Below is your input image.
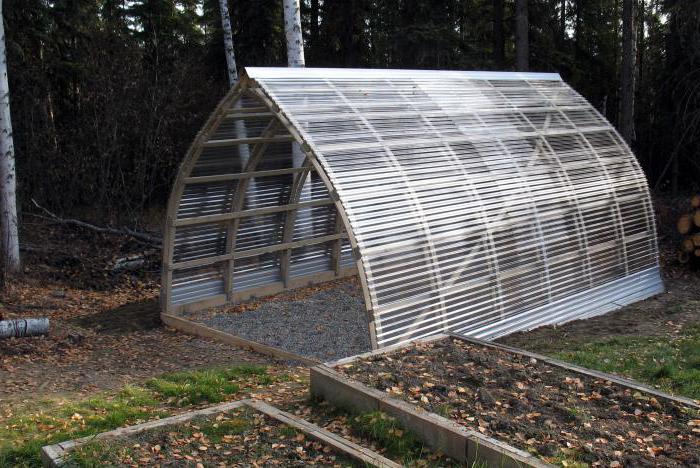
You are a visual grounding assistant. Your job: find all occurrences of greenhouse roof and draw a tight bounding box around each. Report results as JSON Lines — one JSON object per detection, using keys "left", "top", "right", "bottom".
{"left": 162, "top": 67, "right": 663, "bottom": 349}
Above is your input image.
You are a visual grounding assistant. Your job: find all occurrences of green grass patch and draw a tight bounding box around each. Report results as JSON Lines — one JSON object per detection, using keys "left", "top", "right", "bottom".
{"left": 551, "top": 324, "right": 700, "bottom": 399}
{"left": 0, "top": 364, "right": 274, "bottom": 467}
{"left": 146, "top": 365, "right": 267, "bottom": 406}
{"left": 349, "top": 412, "right": 427, "bottom": 464}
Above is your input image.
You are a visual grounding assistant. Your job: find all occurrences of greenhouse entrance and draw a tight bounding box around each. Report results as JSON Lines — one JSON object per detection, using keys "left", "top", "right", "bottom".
{"left": 162, "top": 67, "right": 663, "bottom": 355}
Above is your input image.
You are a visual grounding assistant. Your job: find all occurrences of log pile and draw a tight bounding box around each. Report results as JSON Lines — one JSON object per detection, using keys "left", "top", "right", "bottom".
{"left": 677, "top": 193, "right": 700, "bottom": 265}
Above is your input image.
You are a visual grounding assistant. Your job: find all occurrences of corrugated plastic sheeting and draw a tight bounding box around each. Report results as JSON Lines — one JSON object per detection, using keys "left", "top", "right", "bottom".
{"left": 246, "top": 67, "right": 662, "bottom": 347}
{"left": 169, "top": 90, "right": 349, "bottom": 305}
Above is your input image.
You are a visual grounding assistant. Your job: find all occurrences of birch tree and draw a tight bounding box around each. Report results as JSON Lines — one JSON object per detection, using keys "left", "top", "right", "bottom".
{"left": 218, "top": 0, "right": 255, "bottom": 207}
{"left": 0, "top": 0, "right": 20, "bottom": 275}
{"left": 283, "top": 0, "right": 305, "bottom": 67}
{"left": 283, "top": 0, "right": 311, "bottom": 232}
{"left": 515, "top": 0, "right": 529, "bottom": 71}
{"left": 218, "top": 0, "right": 238, "bottom": 87}
{"left": 619, "top": 0, "right": 637, "bottom": 144}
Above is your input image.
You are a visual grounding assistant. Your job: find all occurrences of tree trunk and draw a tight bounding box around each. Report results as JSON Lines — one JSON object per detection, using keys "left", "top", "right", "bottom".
{"left": 283, "top": 0, "right": 310, "bottom": 229}
{"left": 310, "top": 0, "right": 320, "bottom": 46}
{"left": 560, "top": 0, "right": 566, "bottom": 42}
{"left": 515, "top": 0, "right": 529, "bottom": 71}
{"left": 493, "top": 0, "right": 505, "bottom": 67}
{"left": 0, "top": 0, "right": 20, "bottom": 276}
{"left": 0, "top": 318, "right": 49, "bottom": 339}
{"left": 218, "top": 0, "right": 238, "bottom": 87}
{"left": 218, "top": 0, "right": 253, "bottom": 207}
{"left": 619, "top": 0, "right": 637, "bottom": 144}
{"left": 283, "top": 0, "right": 305, "bottom": 67}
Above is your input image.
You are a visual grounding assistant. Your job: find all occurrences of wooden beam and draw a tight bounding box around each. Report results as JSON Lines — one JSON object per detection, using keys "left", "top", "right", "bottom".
{"left": 279, "top": 159, "right": 313, "bottom": 288}
{"left": 224, "top": 119, "right": 283, "bottom": 300}
{"left": 203, "top": 135, "right": 294, "bottom": 148}
{"left": 171, "top": 233, "right": 348, "bottom": 271}
{"left": 228, "top": 105, "right": 269, "bottom": 113}
{"left": 174, "top": 199, "right": 334, "bottom": 227}
{"left": 184, "top": 167, "right": 305, "bottom": 185}
{"left": 225, "top": 111, "right": 274, "bottom": 120}
{"left": 162, "top": 82, "right": 249, "bottom": 315}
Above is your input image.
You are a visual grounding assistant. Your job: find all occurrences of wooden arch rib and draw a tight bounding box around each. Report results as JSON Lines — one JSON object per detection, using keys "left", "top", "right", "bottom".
{"left": 161, "top": 78, "right": 377, "bottom": 348}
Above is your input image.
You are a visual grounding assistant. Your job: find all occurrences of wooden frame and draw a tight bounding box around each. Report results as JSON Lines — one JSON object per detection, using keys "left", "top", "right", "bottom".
{"left": 163, "top": 67, "right": 662, "bottom": 353}
{"left": 161, "top": 77, "right": 376, "bottom": 347}
{"left": 41, "top": 399, "right": 399, "bottom": 468}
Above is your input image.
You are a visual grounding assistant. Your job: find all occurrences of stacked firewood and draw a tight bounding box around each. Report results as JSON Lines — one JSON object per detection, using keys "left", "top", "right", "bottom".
{"left": 677, "top": 193, "right": 700, "bottom": 264}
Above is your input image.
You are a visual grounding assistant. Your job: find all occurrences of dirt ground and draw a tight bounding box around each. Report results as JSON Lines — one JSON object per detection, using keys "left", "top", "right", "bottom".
{"left": 499, "top": 274, "right": 700, "bottom": 353}
{"left": 341, "top": 337, "right": 700, "bottom": 467}
{"left": 0, "top": 221, "right": 271, "bottom": 402}
{"left": 2, "top": 194, "right": 698, "bottom": 402}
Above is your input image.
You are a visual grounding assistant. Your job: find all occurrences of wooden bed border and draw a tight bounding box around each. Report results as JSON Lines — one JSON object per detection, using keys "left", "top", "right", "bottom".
{"left": 41, "top": 399, "right": 399, "bottom": 468}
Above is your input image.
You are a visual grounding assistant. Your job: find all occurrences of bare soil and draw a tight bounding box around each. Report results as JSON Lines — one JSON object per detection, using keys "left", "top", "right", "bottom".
{"left": 66, "top": 406, "right": 358, "bottom": 467}
{"left": 0, "top": 221, "right": 270, "bottom": 401}
{"left": 340, "top": 337, "right": 700, "bottom": 467}
{"left": 499, "top": 275, "right": 700, "bottom": 354}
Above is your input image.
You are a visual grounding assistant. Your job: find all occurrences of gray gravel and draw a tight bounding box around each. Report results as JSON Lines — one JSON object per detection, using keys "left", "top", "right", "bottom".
{"left": 194, "top": 281, "right": 371, "bottom": 362}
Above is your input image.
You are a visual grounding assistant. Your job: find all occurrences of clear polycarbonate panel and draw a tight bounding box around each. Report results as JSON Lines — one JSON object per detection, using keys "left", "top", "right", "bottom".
{"left": 248, "top": 67, "right": 663, "bottom": 347}
{"left": 168, "top": 87, "right": 351, "bottom": 306}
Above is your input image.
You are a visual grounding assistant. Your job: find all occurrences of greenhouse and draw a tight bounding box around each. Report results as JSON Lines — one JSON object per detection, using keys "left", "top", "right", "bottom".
{"left": 161, "top": 67, "right": 663, "bottom": 349}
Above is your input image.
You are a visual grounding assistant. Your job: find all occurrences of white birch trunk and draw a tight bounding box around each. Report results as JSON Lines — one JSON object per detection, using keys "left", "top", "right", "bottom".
{"left": 283, "top": 0, "right": 311, "bottom": 235}
{"left": 218, "top": 0, "right": 238, "bottom": 86}
{"left": 283, "top": 0, "right": 305, "bottom": 67}
{"left": 0, "top": 0, "right": 20, "bottom": 275}
{"left": 218, "top": 0, "right": 254, "bottom": 207}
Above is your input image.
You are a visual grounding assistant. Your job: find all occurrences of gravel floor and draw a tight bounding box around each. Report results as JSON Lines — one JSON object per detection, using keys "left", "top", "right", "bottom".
{"left": 191, "top": 280, "right": 371, "bottom": 362}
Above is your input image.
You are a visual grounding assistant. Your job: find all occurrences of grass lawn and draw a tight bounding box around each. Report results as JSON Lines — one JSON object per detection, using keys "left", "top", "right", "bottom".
{"left": 551, "top": 324, "right": 700, "bottom": 400}
{"left": 0, "top": 364, "right": 283, "bottom": 467}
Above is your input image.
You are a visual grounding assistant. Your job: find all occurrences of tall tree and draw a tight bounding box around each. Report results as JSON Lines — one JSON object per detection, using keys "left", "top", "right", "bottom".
{"left": 219, "top": 0, "right": 238, "bottom": 86}
{"left": 283, "top": 0, "right": 309, "bottom": 228}
{"left": 619, "top": 0, "right": 637, "bottom": 144}
{"left": 283, "top": 0, "right": 305, "bottom": 67}
{"left": 493, "top": 0, "right": 505, "bottom": 67}
{"left": 0, "top": 0, "right": 19, "bottom": 274}
{"left": 515, "top": 0, "right": 529, "bottom": 71}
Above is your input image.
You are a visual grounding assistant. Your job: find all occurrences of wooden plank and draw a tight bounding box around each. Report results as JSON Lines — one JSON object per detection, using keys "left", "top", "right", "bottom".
{"left": 310, "top": 365, "right": 549, "bottom": 468}
{"left": 229, "top": 266, "right": 357, "bottom": 304}
{"left": 174, "top": 199, "right": 335, "bottom": 227}
{"left": 279, "top": 160, "right": 313, "bottom": 288}
{"left": 41, "top": 401, "right": 248, "bottom": 467}
{"left": 161, "top": 313, "right": 320, "bottom": 365}
{"left": 203, "top": 134, "right": 294, "bottom": 148}
{"left": 184, "top": 167, "right": 305, "bottom": 184}
{"left": 224, "top": 119, "right": 283, "bottom": 302}
{"left": 170, "top": 233, "right": 348, "bottom": 271}
{"left": 162, "top": 81, "right": 249, "bottom": 315}
{"left": 247, "top": 399, "right": 401, "bottom": 468}
{"left": 230, "top": 105, "right": 269, "bottom": 113}
{"left": 225, "top": 111, "right": 274, "bottom": 119}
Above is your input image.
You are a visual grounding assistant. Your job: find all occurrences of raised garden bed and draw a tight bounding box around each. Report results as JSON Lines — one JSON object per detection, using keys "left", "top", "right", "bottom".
{"left": 42, "top": 400, "right": 398, "bottom": 467}
{"left": 313, "top": 335, "right": 700, "bottom": 467}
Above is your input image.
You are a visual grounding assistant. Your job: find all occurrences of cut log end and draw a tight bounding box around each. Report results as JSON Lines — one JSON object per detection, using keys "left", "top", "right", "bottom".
{"left": 682, "top": 238, "right": 696, "bottom": 253}
{"left": 678, "top": 251, "right": 690, "bottom": 264}
{"left": 678, "top": 214, "right": 693, "bottom": 234}
{"left": 691, "top": 194, "right": 700, "bottom": 209}
{"left": 694, "top": 210, "right": 700, "bottom": 228}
